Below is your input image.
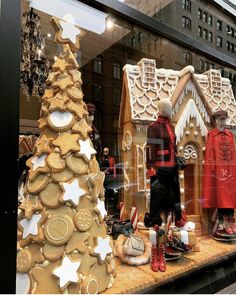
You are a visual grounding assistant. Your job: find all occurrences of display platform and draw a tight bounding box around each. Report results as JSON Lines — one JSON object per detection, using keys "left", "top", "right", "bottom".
{"left": 104, "top": 237, "right": 236, "bottom": 294}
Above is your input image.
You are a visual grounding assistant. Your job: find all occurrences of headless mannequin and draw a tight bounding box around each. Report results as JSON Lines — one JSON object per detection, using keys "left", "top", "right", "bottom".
{"left": 202, "top": 110, "right": 236, "bottom": 236}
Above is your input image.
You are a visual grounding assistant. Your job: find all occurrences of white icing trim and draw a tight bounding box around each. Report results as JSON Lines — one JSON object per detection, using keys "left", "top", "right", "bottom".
{"left": 173, "top": 80, "right": 210, "bottom": 123}
{"left": 136, "top": 144, "right": 146, "bottom": 192}
{"left": 175, "top": 99, "right": 208, "bottom": 143}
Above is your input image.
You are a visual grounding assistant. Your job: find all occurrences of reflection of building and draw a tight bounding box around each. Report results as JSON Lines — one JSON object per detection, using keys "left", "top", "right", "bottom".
{"left": 119, "top": 58, "right": 236, "bottom": 235}
{"left": 124, "top": 0, "right": 236, "bottom": 93}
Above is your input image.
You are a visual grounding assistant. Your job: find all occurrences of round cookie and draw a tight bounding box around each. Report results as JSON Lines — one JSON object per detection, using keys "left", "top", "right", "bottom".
{"left": 43, "top": 243, "right": 65, "bottom": 262}
{"left": 51, "top": 168, "right": 73, "bottom": 183}
{"left": 65, "top": 154, "right": 88, "bottom": 175}
{"left": 47, "top": 111, "right": 74, "bottom": 132}
{"left": 16, "top": 273, "right": 32, "bottom": 294}
{"left": 74, "top": 209, "right": 94, "bottom": 232}
{"left": 46, "top": 152, "right": 66, "bottom": 172}
{"left": 47, "top": 205, "right": 74, "bottom": 219}
{"left": 27, "top": 174, "right": 49, "bottom": 195}
{"left": 66, "top": 86, "right": 83, "bottom": 102}
{"left": 17, "top": 249, "right": 33, "bottom": 273}
{"left": 39, "top": 182, "right": 62, "bottom": 208}
{"left": 44, "top": 214, "right": 74, "bottom": 245}
{"left": 90, "top": 262, "right": 111, "bottom": 293}
{"left": 81, "top": 275, "right": 99, "bottom": 294}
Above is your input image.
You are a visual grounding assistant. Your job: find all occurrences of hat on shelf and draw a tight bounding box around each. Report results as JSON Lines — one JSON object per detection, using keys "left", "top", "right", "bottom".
{"left": 212, "top": 110, "right": 228, "bottom": 120}
{"left": 86, "top": 103, "right": 96, "bottom": 115}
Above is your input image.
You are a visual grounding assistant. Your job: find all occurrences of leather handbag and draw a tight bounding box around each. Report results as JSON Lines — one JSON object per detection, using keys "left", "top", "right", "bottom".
{"left": 123, "top": 234, "right": 145, "bottom": 256}
{"left": 111, "top": 220, "right": 134, "bottom": 239}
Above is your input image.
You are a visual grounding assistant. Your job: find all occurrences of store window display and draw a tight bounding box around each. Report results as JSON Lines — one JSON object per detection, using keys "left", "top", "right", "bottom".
{"left": 202, "top": 110, "right": 236, "bottom": 241}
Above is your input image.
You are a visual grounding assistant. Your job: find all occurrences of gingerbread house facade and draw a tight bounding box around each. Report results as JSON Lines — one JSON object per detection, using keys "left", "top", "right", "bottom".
{"left": 119, "top": 58, "right": 236, "bottom": 235}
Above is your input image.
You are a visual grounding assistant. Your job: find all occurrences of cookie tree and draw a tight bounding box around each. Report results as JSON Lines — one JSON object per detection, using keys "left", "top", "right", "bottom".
{"left": 17, "top": 17, "right": 115, "bottom": 294}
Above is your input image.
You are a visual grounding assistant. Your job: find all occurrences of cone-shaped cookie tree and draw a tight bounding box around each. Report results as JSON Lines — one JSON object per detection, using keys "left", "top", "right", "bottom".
{"left": 17, "top": 17, "right": 115, "bottom": 294}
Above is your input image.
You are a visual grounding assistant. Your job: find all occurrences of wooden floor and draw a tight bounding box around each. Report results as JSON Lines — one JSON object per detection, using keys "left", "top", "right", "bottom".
{"left": 104, "top": 237, "right": 236, "bottom": 294}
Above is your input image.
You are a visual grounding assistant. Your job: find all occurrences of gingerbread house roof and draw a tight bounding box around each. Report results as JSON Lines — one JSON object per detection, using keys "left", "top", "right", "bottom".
{"left": 121, "top": 58, "right": 236, "bottom": 126}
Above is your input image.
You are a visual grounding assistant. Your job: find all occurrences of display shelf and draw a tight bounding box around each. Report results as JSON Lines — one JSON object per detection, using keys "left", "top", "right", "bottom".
{"left": 104, "top": 237, "right": 236, "bottom": 294}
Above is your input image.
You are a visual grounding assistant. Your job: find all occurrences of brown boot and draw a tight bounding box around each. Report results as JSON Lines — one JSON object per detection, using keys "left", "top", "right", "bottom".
{"left": 150, "top": 245, "right": 159, "bottom": 272}
{"left": 158, "top": 243, "right": 166, "bottom": 272}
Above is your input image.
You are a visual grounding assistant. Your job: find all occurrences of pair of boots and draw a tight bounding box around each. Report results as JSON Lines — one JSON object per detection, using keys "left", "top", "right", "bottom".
{"left": 151, "top": 243, "right": 166, "bottom": 272}
{"left": 222, "top": 216, "right": 236, "bottom": 235}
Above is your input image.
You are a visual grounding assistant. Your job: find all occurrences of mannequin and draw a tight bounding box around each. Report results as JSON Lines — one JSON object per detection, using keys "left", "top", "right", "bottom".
{"left": 146, "top": 99, "right": 182, "bottom": 272}
{"left": 86, "top": 103, "right": 102, "bottom": 165}
{"left": 202, "top": 110, "right": 236, "bottom": 239}
{"left": 101, "top": 147, "right": 116, "bottom": 178}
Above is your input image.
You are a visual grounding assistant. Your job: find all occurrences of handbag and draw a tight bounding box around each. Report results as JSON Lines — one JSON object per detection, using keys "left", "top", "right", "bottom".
{"left": 176, "top": 156, "right": 187, "bottom": 170}
{"left": 111, "top": 220, "right": 134, "bottom": 239}
{"left": 123, "top": 234, "right": 145, "bottom": 256}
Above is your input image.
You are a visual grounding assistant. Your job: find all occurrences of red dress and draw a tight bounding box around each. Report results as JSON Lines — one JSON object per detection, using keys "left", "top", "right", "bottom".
{"left": 202, "top": 128, "right": 236, "bottom": 208}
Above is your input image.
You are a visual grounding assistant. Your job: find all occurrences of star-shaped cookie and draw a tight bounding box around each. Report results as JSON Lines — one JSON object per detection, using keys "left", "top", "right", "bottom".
{"left": 52, "top": 57, "right": 72, "bottom": 73}
{"left": 48, "top": 92, "right": 69, "bottom": 112}
{"left": 19, "top": 211, "right": 48, "bottom": 247}
{"left": 47, "top": 70, "right": 61, "bottom": 84}
{"left": 91, "top": 236, "right": 112, "bottom": 263}
{"left": 51, "top": 17, "right": 85, "bottom": 52}
{"left": 60, "top": 178, "right": 86, "bottom": 206}
{"left": 26, "top": 154, "right": 50, "bottom": 181}
{"left": 38, "top": 117, "right": 48, "bottom": 130}
{"left": 66, "top": 232, "right": 90, "bottom": 254}
{"left": 34, "top": 135, "right": 52, "bottom": 156}
{"left": 52, "top": 133, "right": 80, "bottom": 156}
{"left": 72, "top": 118, "right": 92, "bottom": 139}
{"left": 69, "top": 69, "right": 82, "bottom": 83}
{"left": 66, "top": 101, "right": 88, "bottom": 119}
{"left": 42, "top": 88, "right": 55, "bottom": 100}
{"left": 52, "top": 74, "right": 74, "bottom": 90}
{"left": 53, "top": 256, "right": 81, "bottom": 291}
{"left": 88, "top": 171, "right": 105, "bottom": 202}
{"left": 78, "top": 138, "right": 97, "bottom": 162}
{"left": 19, "top": 195, "right": 43, "bottom": 219}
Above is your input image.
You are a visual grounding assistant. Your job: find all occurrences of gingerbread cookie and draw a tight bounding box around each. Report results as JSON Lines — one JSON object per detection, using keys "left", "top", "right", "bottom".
{"left": 51, "top": 168, "right": 73, "bottom": 183}
{"left": 38, "top": 117, "right": 48, "bottom": 130}
{"left": 69, "top": 69, "right": 82, "bottom": 84}
{"left": 34, "top": 135, "right": 52, "bottom": 156}
{"left": 91, "top": 236, "right": 112, "bottom": 264}
{"left": 77, "top": 138, "right": 97, "bottom": 162}
{"left": 46, "top": 152, "right": 66, "bottom": 172}
{"left": 88, "top": 172, "right": 105, "bottom": 202}
{"left": 47, "top": 205, "right": 74, "bottom": 219}
{"left": 66, "top": 86, "right": 83, "bottom": 102}
{"left": 89, "top": 157, "right": 100, "bottom": 174}
{"left": 70, "top": 251, "right": 97, "bottom": 276}
{"left": 27, "top": 174, "right": 50, "bottom": 195}
{"left": 48, "top": 92, "right": 68, "bottom": 112}
{"left": 44, "top": 214, "right": 74, "bottom": 245}
{"left": 42, "top": 127, "right": 58, "bottom": 140}
{"left": 40, "top": 100, "right": 50, "bottom": 117}
{"left": 52, "top": 73, "right": 74, "bottom": 90}
{"left": 60, "top": 178, "right": 87, "bottom": 207}
{"left": 31, "top": 260, "right": 61, "bottom": 294}
{"left": 17, "top": 249, "right": 33, "bottom": 273}
{"left": 52, "top": 255, "right": 82, "bottom": 291}
{"left": 81, "top": 274, "right": 99, "bottom": 294}
{"left": 52, "top": 56, "right": 73, "bottom": 72}
{"left": 66, "top": 100, "right": 88, "bottom": 119}
{"left": 53, "top": 133, "right": 80, "bottom": 156}
{"left": 42, "top": 88, "right": 55, "bottom": 100}
{"left": 74, "top": 209, "right": 94, "bottom": 232}
{"left": 39, "top": 182, "right": 62, "bottom": 208}
{"left": 19, "top": 195, "right": 43, "bottom": 219}
{"left": 90, "top": 262, "right": 111, "bottom": 293}
{"left": 47, "top": 111, "right": 74, "bottom": 132}
{"left": 27, "top": 243, "right": 45, "bottom": 264}
{"left": 65, "top": 154, "right": 88, "bottom": 175}
{"left": 47, "top": 70, "right": 61, "bottom": 84}
{"left": 19, "top": 211, "right": 48, "bottom": 247}
{"left": 66, "top": 232, "right": 90, "bottom": 254}
{"left": 43, "top": 243, "right": 65, "bottom": 262}
{"left": 26, "top": 154, "right": 50, "bottom": 182}
{"left": 16, "top": 273, "right": 33, "bottom": 294}
{"left": 72, "top": 118, "right": 92, "bottom": 139}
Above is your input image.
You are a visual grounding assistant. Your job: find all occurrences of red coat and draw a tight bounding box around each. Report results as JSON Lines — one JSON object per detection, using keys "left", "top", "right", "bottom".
{"left": 202, "top": 128, "right": 236, "bottom": 208}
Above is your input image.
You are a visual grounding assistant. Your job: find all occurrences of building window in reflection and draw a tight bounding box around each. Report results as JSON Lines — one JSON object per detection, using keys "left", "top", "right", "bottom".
{"left": 217, "top": 36, "right": 222, "bottom": 47}
{"left": 93, "top": 55, "right": 103, "bottom": 74}
{"left": 113, "top": 62, "right": 121, "bottom": 79}
{"left": 182, "top": 0, "right": 191, "bottom": 12}
{"left": 131, "top": 36, "right": 136, "bottom": 47}
{"left": 217, "top": 20, "right": 222, "bottom": 31}
{"left": 182, "top": 16, "right": 191, "bottom": 30}
{"left": 182, "top": 51, "right": 192, "bottom": 65}
{"left": 93, "top": 84, "right": 103, "bottom": 102}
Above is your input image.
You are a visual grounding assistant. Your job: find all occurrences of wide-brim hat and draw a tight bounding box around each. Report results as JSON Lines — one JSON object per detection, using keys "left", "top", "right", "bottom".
{"left": 212, "top": 110, "right": 228, "bottom": 120}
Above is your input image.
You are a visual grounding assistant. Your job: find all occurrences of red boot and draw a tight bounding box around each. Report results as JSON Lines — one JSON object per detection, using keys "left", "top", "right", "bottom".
{"left": 151, "top": 245, "right": 159, "bottom": 272}
{"left": 223, "top": 216, "right": 234, "bottom": 235}
{"left": 158, "top": 243, "right": 166, "bottom": 272}
{"left": 230, "top": 217, "right": 236, "bottom": 234}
